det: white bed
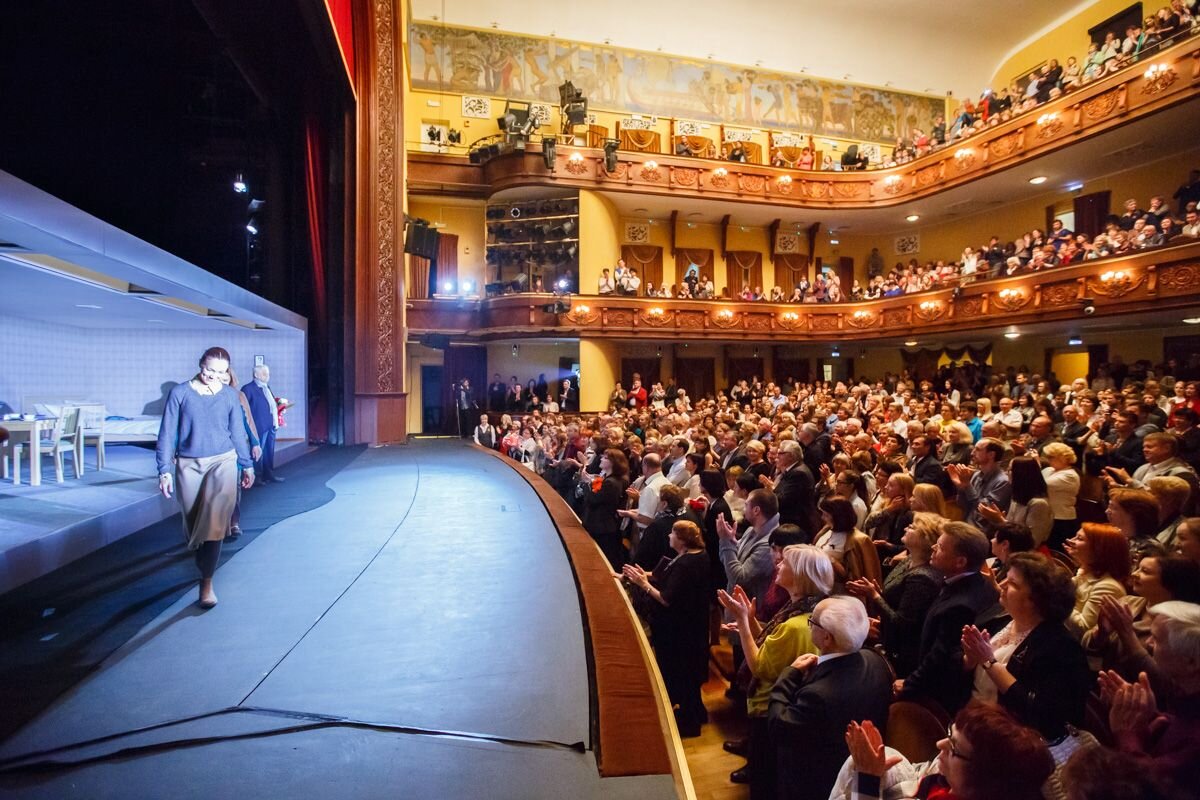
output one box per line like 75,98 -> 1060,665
103,416 -> 162,443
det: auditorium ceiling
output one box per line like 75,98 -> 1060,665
409,0 -> 1093,101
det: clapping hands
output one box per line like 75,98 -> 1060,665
715,512 -> 738,542
844,720 -> 902,778
960,624 -> 995,669
717,585 -> 755,624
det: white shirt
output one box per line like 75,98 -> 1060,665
255,379 -> 279,429
1042,466 -> 1080,520
636,472 -> 668,527
666,456 -> 690,487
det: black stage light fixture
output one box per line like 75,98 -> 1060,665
558,80 -> 588,134
603,138 -> 619,172
542,136 -> 557,170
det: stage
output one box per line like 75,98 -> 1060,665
0,441 -> 682,799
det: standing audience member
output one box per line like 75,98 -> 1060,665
581,448 -> 631,568
622,520 -> 711,737
948,438 -> 1012,530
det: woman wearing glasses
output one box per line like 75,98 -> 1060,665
836,703 -> 1053,800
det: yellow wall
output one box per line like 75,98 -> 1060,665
405,342 -> 444,434
991,0 -> 1136,91
580,338 -> 619,412
580,190 -> 622,294
1051,350 -> 1091,384
407,197 -> 486,293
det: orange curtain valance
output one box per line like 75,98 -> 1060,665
619,129 -> 661,152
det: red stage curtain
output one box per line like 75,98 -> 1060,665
437,233 -> 458,290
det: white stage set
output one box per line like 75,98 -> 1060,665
0,169 -> 308,595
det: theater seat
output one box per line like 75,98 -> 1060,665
885,700 -> 950,763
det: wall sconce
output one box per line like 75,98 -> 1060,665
852,309 -> 871,319
716,308 -> 734,321
644,160 -> 658,170
954,148 -> 972,159
573,303 -> 590,314
919,300 -> 939,311
714,167 -> 728,177
779,311 -> 799,323
1100,270 -> 1127,283
998,288 -> 1021,300
1037,112 -> 1058,126
884,175 -> 901,185
1143,63 -> 1177,93
647,306 -> 665,318
568,152 -> 584,162
777,175 -> 792,184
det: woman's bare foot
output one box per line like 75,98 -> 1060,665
198,579 -> 218,609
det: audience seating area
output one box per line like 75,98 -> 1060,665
474,352 -> 1200,799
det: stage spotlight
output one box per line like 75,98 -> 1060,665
556,278 -> 569,291
542,136 -> 557,170
462,280 -> 475,294
603,138 -> 619,172
558,80 -> 588,134
233,173 -> 248,194
443,281 -> 455,293
245,220 -> 259,235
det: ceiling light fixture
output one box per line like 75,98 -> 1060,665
906,214 -> 920,222
904,340 -> 918,347
1184,317 -> 1200,324
1004,331 -> 1021,339
1068,336 -> 1083,346
1028,176 -> 1047,185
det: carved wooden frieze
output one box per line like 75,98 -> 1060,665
811,315 -> 839,332
846,311 -> 877,329
1087,269 -> 1145,298
672,167 -> 699,187
1041,281 -> 1082,306
1157,262 -> 1200,293
883,308 -> 911,327
677,310 -> 706,329
1083,90 -> 1120,121
739,174 -> 766,193
744,314 -> 772,331
605,309 -> 635,327
710,310 -> 740,328
915,164 -> 943,188
988,132 -> 1022,160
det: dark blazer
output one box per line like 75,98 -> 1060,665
775,462 -> 816,536
583,475 -> 629,567
999,620 -> 1090,740
803,434 -> 833,477
908,454 -> 947,493
242,383 -> 275,438
703,497 -> 733,593
768,650 -> 893,800
720,446 -> 750,472
903,571 -> 1000,715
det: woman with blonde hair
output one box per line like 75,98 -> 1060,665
910,482 -> 948,518
940,421 -> 975,466
1064,523 -> 1129,636
848,512 -> 942,676
1041,442 -> 1080,550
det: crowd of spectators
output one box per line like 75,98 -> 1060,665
480,353 -> 1200,799
594,177 -> 1200,305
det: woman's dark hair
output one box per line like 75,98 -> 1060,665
1009,456 -> 1048,505
770,524 -> 807,549
1156,556 -> 1200,603
875,459 -> 904,478
199,346 -> 231,367
735,473 -> 761,492
1007,552 -> 1076,623
838,469 -> 869,505
658,483 -> 685,512
954,703 -> 1054,800
993,522 -> 1035,553
604,448 -> 630,479
685,452 -> 706,473
819,496 -> 858,532
698,469 -> 726,499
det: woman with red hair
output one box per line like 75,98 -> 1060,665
1064,522 -> 1129,636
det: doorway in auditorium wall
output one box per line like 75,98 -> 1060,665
420,365 -> 445,433
621,358 -> 660,392
675,358 -> 715,402
775,357 -> 811,386
727,357 -> 764,387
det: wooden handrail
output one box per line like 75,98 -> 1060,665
470,444 -> 683,786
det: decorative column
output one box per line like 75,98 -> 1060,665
352,0 -> 407,443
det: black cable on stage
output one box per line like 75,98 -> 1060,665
0,705 -> 586,774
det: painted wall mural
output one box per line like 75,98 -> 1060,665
409,21 -> 946,144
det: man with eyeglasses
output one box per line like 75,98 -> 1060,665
767,596 -> 891,800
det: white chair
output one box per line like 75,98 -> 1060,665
14,407 -> 82,483
1,427 -> 9,481
78,403 -> 106,471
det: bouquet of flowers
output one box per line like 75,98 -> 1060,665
276,397 -> 291,428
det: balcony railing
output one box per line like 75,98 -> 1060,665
408,239 -> 1200,341
408,36 -> 1200,209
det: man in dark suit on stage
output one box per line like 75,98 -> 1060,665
772,440 -> 816,538
898,521 -> 998,715
243,363 -> 283,483
768,596 -> 892,800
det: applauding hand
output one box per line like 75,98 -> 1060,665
715,512 -> 738,542
845,720 -> 902,777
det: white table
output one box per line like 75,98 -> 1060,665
3,417 -> 56,486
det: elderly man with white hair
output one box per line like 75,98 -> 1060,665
242,363 -> 283,483
772,439 -> 817,537
767,596 -> 893,800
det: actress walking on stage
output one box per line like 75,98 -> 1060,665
156,347 -> 255,608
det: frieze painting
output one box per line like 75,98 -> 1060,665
410,21 -> 946,144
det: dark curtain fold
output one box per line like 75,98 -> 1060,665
728,251 -> 763,295
622,244 -> 663,287
443,345 -> 488,433
775,252 -> 810,291
304,116 -> 329,439
410,255 -> 430,299
900,344 -> 993,378
1074,191 -> 1111,239
437,232 -> 459,289
674,248 -> 713,292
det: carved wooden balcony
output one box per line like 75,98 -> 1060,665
408,37 -> 1200,210
407,240 -> 1200,341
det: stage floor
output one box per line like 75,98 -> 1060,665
0,441 -> 676,799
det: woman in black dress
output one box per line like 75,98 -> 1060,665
582,448 -> 631,568
623,519 -> 711,737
